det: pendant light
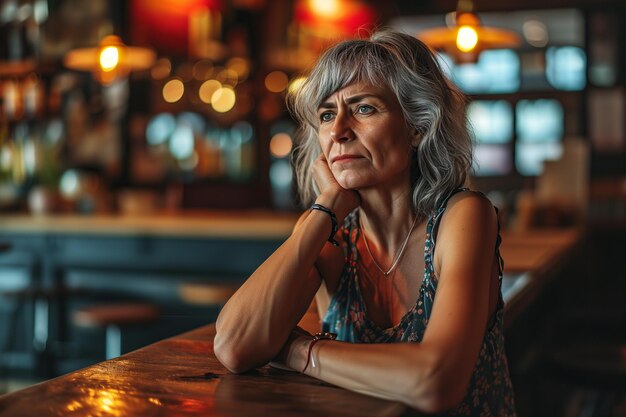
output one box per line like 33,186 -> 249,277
417,0 -> 520,63
64,35 -> 156,85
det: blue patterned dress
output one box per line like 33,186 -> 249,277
321,190 -> 516,416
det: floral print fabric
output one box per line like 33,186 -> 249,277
321,190 -> 516,416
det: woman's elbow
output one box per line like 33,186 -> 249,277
405,363 -> 469,413
408,389 -> 466,415
213,331 -> 254,374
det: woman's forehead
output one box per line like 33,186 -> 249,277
320,81 -> 394,104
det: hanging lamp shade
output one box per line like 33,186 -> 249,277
64,35 -> 156,84
418,10 -> 521,63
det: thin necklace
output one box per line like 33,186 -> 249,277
361,213 -> 419,277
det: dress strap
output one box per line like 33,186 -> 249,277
436,187 -> 471,210
421,188 -> 469,318
431,187 -> 470,244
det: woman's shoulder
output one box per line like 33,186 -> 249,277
446,189 -> 494,212
438,190 -> 498,237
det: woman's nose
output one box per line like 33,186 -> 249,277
329,112 -> 355,143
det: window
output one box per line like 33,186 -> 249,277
438,50 -> 520,94
454,50 -> 520,94
515,99 -> 564,175
546,46 -> 586,91
467,101 -> 513,176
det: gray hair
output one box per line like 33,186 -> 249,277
287,30 -> 473,216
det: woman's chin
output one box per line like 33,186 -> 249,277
333,174 -> 355,188
337,180 -> 367,192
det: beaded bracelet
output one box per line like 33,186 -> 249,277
310,204 -> 339,247
302,332 -> 337,373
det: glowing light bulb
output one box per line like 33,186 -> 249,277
309,0 -> 339,17
99,46 -> 119,72
456,26 -> 478,52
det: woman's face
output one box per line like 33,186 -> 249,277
317,82 -> 416,191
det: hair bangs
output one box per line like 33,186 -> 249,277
294,41 -> 394,130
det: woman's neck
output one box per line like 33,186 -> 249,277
358,186 -> 417,256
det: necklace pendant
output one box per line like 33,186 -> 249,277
361,213 -> 419,279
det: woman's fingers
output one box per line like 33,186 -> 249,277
312,154 -> 361,216
311,155 -> 338,193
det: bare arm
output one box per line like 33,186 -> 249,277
277,193 -> 499,413
214,157 -> 359,373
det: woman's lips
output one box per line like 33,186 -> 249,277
332,154 -> 363,163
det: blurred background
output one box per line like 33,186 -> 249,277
0,0 -> 624,415
0,0 -> 623,214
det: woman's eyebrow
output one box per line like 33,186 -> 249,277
318,93 -> 382,110
345,93 -> 380,104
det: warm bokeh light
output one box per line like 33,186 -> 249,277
288,77 -> 306,94
269,133 -> 293,158
216,68 -> 238,86
99,46 -> 120,72
151,58 -> 172,80
199,79 -> 222,104
2,79 -> 21,119
131,0 -> 225,57
193,59 -> 214,80
308,0 -> 340,18
293,0 -> 375,40
211,86 -> 236,112
265,71 -> 289,93
456,26 -> 478,52
163,79 -> 185,103
226,57 -> 250,80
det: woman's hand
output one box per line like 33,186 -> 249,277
312,154 -> 360,220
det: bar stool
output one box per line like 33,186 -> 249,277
0,243 -> 54,377
72,303 -> 159,360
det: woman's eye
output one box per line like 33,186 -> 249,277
320,112 -> 334,122
356,105 -> 374,115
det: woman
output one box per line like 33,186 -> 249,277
214,30 -> 516,415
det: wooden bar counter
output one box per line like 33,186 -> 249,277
0,325 -> 407,417
0,214 -> 585,416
